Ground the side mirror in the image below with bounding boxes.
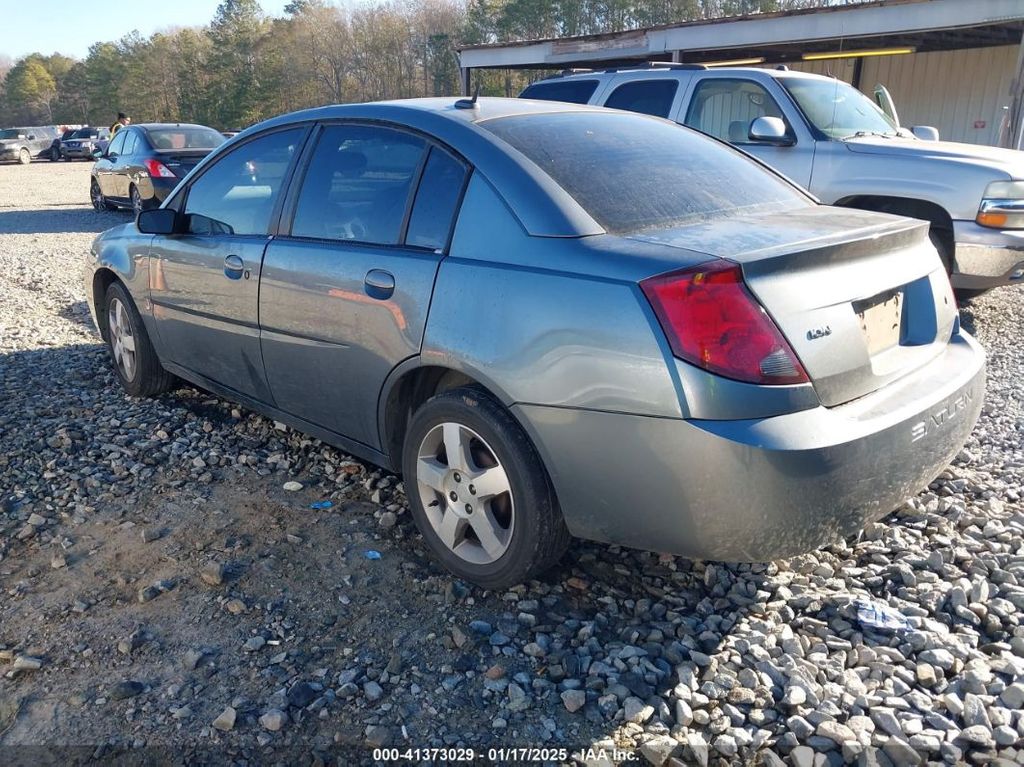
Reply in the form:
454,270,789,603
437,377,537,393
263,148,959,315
911,125,940,142
749,116,794,146
28,134,36,140
92,148,104,159
137,208,180,235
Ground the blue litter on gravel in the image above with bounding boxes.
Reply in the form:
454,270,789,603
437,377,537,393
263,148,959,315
365,550,381,560
309,500,333,510
855,598,911,631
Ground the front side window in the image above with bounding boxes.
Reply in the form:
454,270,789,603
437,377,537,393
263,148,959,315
405,147,468,250
107,130,127,157
684,78,787,144
520,79,599,105
484,111,809,234
781,77,898,139
605,79,678,118
184,128,303,237
291,124,426,245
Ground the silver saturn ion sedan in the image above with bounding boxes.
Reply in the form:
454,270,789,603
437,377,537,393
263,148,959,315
85,98,985,589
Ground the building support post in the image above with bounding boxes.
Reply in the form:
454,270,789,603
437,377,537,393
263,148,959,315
851,57,864,91
460,67,471,97
1007,36,1024,149
671,50,683,63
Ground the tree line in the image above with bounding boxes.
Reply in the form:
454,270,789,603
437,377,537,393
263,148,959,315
0,0,859,131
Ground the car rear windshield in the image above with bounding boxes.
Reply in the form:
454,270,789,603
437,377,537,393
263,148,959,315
482,111,810,233
146,127,225,150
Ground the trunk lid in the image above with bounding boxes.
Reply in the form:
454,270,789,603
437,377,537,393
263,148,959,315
628,206,958,406
154,149,211,177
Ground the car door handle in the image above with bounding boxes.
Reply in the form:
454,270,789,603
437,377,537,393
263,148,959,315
224,255,245,280
364,269,395,300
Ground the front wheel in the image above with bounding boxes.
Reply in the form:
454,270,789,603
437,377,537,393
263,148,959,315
50,146,60,161
402,387,570,589
18,148,30,165
91,179,115,212
104,282,176,397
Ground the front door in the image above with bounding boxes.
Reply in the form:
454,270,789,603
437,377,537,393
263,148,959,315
148,126,307,401
259,123,469,448
96,129,128,199
682,76,814,189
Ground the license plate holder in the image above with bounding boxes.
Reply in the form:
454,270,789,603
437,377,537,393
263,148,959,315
854,289,903,355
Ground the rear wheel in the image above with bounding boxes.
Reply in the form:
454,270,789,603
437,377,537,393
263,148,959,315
130,185,146,218
402,387,570,589
104,282,175,397
18,148,30,165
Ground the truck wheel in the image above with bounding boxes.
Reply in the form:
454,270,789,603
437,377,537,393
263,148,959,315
18,148,30,165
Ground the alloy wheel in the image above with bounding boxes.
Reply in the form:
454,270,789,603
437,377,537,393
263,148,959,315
107,297,137,382
415,422,514,565
131,187,143,217
91,181,104,211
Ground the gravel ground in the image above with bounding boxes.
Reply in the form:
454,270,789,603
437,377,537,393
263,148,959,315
1,160,1023,766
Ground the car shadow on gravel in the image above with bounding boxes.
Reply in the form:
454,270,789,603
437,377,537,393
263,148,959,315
59,301,99,333
0,207,126,234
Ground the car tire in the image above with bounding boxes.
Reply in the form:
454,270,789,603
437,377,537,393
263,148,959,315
402,386,570,589
130,184,147,218
18,148,30,165
91,179,115,212
50,146,60,161
103,281,176,397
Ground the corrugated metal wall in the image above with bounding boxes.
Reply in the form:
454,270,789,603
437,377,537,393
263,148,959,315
765,45,1019,146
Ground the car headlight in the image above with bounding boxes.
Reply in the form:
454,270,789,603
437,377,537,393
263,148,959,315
977,180,1024,229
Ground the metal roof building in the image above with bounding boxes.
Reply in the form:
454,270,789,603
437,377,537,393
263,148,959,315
458,0,1024,148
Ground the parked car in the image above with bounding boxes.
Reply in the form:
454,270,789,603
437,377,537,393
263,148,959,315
61,127,111,160
0,125,58,164
48,128,78,161
85,98,985,588
90,123,225,216
521,65,1024,296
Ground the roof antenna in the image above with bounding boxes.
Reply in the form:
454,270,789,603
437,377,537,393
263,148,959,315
455,84,480,110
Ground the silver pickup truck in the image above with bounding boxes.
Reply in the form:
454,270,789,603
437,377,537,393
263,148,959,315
521,65,1024,295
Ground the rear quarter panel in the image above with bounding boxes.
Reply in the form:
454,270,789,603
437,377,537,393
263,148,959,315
421,173,683,418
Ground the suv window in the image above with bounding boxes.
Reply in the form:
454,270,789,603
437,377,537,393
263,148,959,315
483,111,808,234
520,79,599,105
107,130,127,157
291,124,426,245
684,78,787,144
405,147,468,250
604,80,678,118
184,128,303,237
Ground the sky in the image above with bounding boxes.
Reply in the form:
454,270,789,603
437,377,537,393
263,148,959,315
0,0,293,61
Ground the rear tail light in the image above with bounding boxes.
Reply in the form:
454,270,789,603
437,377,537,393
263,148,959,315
144,158,176,178
641,260,809,385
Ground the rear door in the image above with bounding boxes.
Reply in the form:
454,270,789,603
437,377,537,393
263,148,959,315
259,122,468,448
681,74,815,188
148,126,307,401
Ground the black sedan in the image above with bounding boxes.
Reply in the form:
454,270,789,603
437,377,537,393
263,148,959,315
91,123,225,216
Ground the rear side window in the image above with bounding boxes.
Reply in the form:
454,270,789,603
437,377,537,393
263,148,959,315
520,79,599,105
184,128,303,236
122,131,138,156
604,80,678,118
291,124,426,245
405,147,468,250
483,111,809,234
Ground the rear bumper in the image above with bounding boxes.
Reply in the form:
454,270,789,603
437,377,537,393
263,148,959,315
516,332,985,562
952,221,1024,289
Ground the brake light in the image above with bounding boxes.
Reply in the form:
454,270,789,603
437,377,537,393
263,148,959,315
144,158,175,178
640,260,809,385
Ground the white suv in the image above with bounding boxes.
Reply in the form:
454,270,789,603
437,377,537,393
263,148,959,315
521,65,1024,295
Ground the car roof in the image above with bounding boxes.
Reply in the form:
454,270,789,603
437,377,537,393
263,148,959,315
542,65,834,83
134,123,218,131
228,97,625,238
